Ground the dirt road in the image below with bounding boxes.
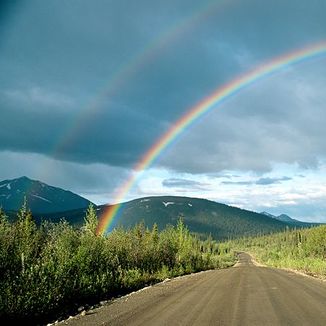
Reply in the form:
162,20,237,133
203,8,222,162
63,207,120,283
60,253,326,325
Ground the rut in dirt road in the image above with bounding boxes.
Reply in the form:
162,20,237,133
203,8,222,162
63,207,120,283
60,253,326,326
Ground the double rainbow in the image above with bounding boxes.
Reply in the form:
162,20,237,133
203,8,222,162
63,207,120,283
53,0,230,158
96,41,326,235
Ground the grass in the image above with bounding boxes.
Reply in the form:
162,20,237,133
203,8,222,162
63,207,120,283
230,225,326,278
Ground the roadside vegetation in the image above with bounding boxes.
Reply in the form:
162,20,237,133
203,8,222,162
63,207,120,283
231,226,326,277
0,200,235,323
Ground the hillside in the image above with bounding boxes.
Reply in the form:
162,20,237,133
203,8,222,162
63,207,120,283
232,225,326,279
4,188,318,240
34,196,317,240
0,176,92,214
101,196,297,240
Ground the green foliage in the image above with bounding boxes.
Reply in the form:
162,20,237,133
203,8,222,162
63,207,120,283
304,226,326,258
83,203,98,235
0,204,236,323
231,225,326,277
108,196,317,241
35,196,313,241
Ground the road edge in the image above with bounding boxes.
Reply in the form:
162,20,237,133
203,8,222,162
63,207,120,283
54,263,237,325
245,251,326,283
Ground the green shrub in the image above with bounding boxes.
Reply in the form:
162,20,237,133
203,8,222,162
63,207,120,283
0,204,235,323
231,225,326,277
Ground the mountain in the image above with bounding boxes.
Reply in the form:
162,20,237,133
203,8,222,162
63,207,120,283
36,196,321,240
0,176,92,214
106,196,299,240
47,196,306,240
2,179,318,240
260,211,312,226
260,211,276,219
276,214,296,223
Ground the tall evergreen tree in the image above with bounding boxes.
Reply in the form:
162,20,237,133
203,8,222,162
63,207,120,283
83,203,98,235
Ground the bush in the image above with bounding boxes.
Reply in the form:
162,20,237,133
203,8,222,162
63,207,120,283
231,225,326,278
0,205,235,323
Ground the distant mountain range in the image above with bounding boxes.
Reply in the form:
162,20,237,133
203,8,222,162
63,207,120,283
260,211,301,224
0,177,319,240
0,176,92,214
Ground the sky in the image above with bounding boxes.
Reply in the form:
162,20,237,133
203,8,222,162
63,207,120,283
1,0,326,222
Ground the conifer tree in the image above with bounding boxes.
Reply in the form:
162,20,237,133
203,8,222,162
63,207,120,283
0,207,8,225
83,203,98,235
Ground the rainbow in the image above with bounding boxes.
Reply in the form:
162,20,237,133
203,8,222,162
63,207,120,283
96,41,326,235
53,0,230,157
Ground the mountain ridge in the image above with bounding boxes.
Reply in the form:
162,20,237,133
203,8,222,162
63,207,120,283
1,177,320,240
260,211,305,224
0,176,92,214
100,196,308,240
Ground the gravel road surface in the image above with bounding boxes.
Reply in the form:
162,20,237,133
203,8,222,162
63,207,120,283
59,253,326,326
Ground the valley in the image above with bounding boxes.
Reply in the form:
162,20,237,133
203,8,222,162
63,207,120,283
1,177,325,324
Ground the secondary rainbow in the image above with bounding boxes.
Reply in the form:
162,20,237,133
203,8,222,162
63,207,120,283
96,41,326,235
52,0,230,158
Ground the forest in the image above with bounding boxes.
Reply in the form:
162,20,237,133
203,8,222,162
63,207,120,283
0,201,235,323
231,225,326,277
1,198,325,323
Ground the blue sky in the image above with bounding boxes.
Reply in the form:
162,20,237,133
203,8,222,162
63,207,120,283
1,0,326,222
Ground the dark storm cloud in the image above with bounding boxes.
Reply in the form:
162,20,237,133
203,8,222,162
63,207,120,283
1,0,326,174
0,91,165,166
0,1,23,40
159,68,326,173
0,151,128,203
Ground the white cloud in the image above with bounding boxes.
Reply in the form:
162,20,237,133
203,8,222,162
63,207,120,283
128,163,326,222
